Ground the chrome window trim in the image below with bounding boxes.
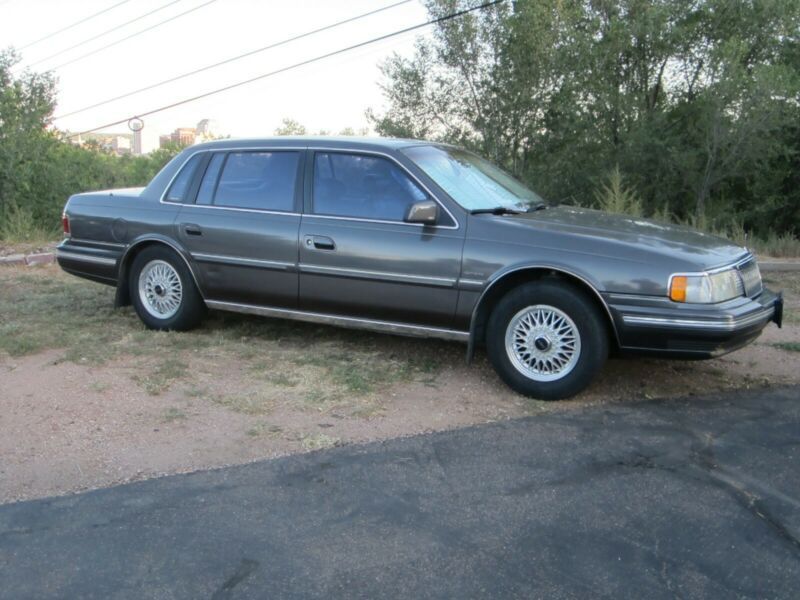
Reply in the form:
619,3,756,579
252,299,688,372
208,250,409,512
159,146,303,216
299,263,457,287
56,250,117,266
191,252,294,271
307,146,460,230
158,146,461,230
205,299,469,342
622,307,774,331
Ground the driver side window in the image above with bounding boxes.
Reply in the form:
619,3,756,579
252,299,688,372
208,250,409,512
312,152,427,222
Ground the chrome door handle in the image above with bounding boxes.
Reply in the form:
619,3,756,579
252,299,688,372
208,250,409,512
305,235,335,250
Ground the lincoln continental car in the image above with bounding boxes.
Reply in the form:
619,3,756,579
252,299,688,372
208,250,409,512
57,137,783,399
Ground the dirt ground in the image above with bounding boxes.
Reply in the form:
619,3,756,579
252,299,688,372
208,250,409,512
1,264,799,504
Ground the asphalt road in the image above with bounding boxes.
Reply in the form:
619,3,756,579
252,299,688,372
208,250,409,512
1,386,799,599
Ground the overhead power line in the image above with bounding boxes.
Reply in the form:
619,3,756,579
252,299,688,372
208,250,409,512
67,0,505,139
19,0,132,50
55,0,412,120
29,0,187,69
51,0,221,71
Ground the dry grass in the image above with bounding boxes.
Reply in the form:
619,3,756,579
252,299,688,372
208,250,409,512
0,265,451,415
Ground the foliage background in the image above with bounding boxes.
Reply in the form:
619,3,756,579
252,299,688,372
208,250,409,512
1,0,798,251
0,50,181,240
369,0,800,241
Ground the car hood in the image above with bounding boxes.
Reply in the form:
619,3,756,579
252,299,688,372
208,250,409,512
506,206,748,269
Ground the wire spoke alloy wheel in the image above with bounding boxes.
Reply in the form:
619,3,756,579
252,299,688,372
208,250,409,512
504,304,582,382
138,259,183,320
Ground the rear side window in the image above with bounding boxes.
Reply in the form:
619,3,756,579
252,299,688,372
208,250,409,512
196,152,225,205
312,152,427,221
164,154,203,202
213,151,299,211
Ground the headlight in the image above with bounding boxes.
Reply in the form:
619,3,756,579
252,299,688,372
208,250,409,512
669,269,743,303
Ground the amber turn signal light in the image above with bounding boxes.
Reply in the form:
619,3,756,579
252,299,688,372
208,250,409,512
669,276,687,302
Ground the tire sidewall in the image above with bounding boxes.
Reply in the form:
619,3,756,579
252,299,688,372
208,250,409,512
487,280,608,400
129,246,204,331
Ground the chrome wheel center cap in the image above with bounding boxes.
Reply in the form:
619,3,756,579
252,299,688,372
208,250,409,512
533,336,551,352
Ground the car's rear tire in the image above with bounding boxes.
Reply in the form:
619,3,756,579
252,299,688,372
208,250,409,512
129,245,205,331
486,280,608,400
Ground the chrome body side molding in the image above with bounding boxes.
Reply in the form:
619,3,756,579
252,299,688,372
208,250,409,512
191,252,294,272
205,300,470,342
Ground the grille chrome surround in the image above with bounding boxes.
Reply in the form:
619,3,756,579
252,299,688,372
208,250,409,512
737,258,763,297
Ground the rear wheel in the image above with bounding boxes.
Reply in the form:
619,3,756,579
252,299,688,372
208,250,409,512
129,246,205,331
486,280,608,400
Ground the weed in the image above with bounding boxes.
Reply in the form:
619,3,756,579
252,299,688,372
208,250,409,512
132,357,188,395
89,381,110,393
245,422,283,438
773,342,800,353
300,433,340,450
162,407,188,422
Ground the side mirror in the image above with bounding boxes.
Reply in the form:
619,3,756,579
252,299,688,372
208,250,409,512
405,200,438,225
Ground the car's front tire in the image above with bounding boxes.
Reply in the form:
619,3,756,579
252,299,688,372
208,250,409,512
129,245,205,331
486,280,608,400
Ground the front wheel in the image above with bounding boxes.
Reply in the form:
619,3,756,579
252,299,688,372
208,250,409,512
129,245,205,331
486,280,608,400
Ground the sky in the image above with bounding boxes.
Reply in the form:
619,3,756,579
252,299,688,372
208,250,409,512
0,0,430,151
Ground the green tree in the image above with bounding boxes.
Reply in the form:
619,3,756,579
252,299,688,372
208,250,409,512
0,48,58,227
0,48,184,238
274,118,307,136
369,0,800,237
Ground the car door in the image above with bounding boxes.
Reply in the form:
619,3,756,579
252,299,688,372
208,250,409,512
174,148,304,307
298,149,464,328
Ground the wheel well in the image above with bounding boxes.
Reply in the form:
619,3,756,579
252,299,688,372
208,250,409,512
470,268,618,351
114,240,182,307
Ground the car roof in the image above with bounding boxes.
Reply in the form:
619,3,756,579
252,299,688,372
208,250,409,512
189,136,437,152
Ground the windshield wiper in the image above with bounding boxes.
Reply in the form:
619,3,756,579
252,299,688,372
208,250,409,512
470,206,524,215
470,203,548,215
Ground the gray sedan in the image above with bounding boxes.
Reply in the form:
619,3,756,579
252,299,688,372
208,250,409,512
57,137,783,399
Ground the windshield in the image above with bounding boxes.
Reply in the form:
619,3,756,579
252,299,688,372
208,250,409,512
402,145,544,211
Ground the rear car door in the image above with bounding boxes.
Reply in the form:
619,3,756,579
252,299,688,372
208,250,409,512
298,149,464,328
172,148,304,307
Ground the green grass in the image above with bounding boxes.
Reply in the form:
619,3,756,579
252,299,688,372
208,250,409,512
0,266,455,411
300,433,340,450
132,357,188,395
773,342,800,353
162,407,188,422
0,203,58,244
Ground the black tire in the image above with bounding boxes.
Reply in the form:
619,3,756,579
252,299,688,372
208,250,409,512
486,279,608,400
129,245,205,331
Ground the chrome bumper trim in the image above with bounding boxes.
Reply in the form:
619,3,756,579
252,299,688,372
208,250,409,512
56,250,117,266
622,306,775,332
206,300,469,342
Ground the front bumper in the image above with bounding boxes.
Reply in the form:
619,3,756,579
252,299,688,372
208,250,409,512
608,288,783,359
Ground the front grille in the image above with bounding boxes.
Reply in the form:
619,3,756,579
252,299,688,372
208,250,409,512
737,258,763,297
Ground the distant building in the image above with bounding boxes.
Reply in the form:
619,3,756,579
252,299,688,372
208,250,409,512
159,119,221,149
159,127,196,148
132,128,143,155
